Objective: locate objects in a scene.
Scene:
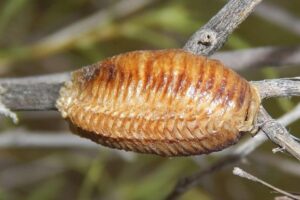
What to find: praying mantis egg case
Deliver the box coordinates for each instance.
[56,49,261,156]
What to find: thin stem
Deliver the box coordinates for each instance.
[253,77,300,99]
[183,0,263,56]
[258,106,300,161]
[233,167,300,200]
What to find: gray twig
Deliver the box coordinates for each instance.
[253,77,300,99]
[234,104,300,157]
[0,73,69,110]
[258,107,300,161]
[233,167,300,200]
[183,0,263,56]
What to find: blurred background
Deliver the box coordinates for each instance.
[0,0,299,199]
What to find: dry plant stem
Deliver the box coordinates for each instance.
[0,73,69,110]
[258,106,300,161]
[183,0,263,56]
[234,104,300,157]
[233,167,300,200]
[253,77,300,99]
[165,104,300,200]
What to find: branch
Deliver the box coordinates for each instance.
[258,106,300,161]
[233,167,300,200]
[0,73,69,110]
[253,77,300,99]
[183,0,263,56]
[234,104,300,157]
[165,103,300,200]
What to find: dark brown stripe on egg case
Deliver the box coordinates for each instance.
[172,73,184,97]
[207,62,216,91]
[216,67,229,101]
[237,80,247,110]
[223,70,237,107]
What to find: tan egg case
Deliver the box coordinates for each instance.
[56,49,261,156]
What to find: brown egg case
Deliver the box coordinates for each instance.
[56,49,261,156]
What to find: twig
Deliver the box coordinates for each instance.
[233,167,300,200]
[258,106,300,161]
[165,104,300,200]
[234,104,300,157]
[183,0,263,56]
[253,77,300,99]
[0,73,69,110]
[212,46,300,71]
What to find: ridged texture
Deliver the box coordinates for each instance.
[56,49,261,156]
